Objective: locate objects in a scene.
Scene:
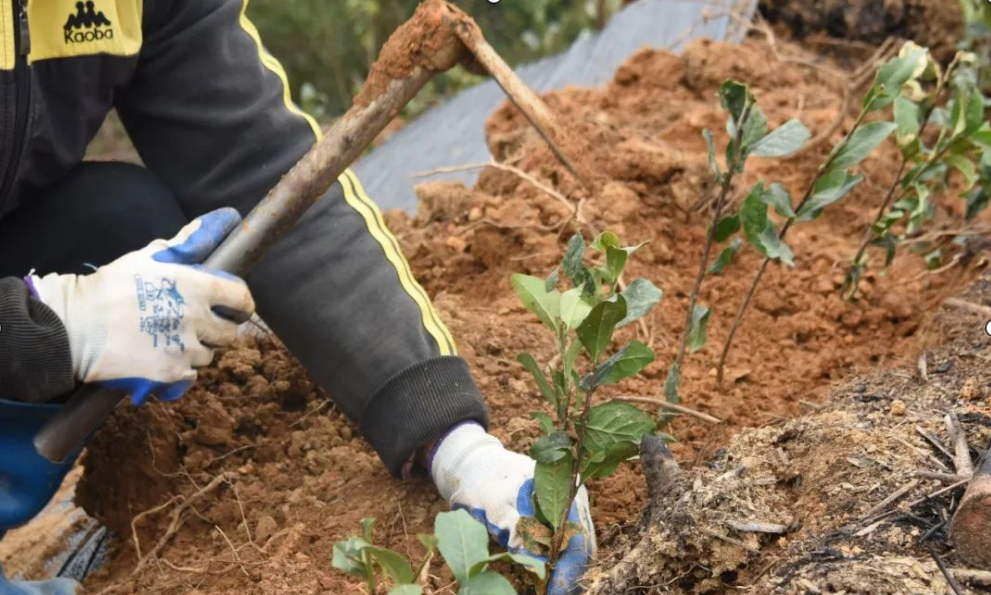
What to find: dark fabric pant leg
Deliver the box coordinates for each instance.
[0,162,188,278]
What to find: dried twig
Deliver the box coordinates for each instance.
[915,426,954,461]
[945,298,991,318]
[861,479,920,520]
[612,395,722,424]
[726,520,789,534]
[930,546,965,595]
[700,527,760,554]
[914,471,969,483]
[945,412,975,478]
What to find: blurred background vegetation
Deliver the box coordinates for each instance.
[246,0,624,119]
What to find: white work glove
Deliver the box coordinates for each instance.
[28,208,254,405]
[430,423,596,595]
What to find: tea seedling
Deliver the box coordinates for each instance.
[512,231,664,575]
[846,44,991,296]
[667,79,811,398]
[333,510,545,594]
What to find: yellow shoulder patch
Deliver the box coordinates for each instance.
[1,0,14,70]
[28,0,142,63]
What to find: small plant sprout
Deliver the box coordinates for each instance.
[846,43,991,297]
[712,46,937,382]
[511,231,664,577]
[332,510,545,595]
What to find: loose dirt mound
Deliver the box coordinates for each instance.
[588,276,991,595]
[77,39,987,594]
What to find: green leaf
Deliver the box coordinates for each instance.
[951,82,985,137]
[759,183,796,218]
[560,288,595,330]
[797,171,865,220]
[590,231,621,251]
[714,215,741,242]
[894,96,921,147]
[576,296,628,361]
[391,586,423,595]
[469,553,546,581]
[435,510,491,585]
[602,246,629,287]
[366,546,416,585]
[748,119,810,157]
[517,353,557,408]
[529,431,572,464]
[687,304,712,353]
[583,441,640,479]
[828,121,897,172]
[544,268,560,292]
[531,412,555,434]
[946,154,978,189]
[361,518,376,542]
[458,572,516,595]
[562,233,586,282]
[925,248,943,270]
[535,454,574,531]
[564,339,583,385]
[740,184,795,265]
[511,274,560,332]
[707,238,743,275]
[718,80,752,126]
[584,402,656,455]
[617,278,663,328]
[332,536,371,577]
[418,534,438,553]
[740,104,769,155]
[664,364,681,404]
[703,128,725,182]
[863,47,928,111]
[586,341,655,388]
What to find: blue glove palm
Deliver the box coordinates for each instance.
[430,423,596,595]
[0,563,79,595]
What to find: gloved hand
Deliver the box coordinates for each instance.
[0,562,79,595]
[429,423,595,595]
[28,208,254,406]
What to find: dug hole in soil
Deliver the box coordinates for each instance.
[19,36,991,594]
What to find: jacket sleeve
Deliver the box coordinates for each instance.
[0,277,74,402]
[113,0,488,475]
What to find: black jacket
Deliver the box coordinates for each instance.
[0,0,487,474]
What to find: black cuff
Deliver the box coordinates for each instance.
[0,278,75,403]
[360,356,489,477]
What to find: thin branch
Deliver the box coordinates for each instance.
[612,396,722,424]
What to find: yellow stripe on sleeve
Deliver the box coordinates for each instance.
[237,0,323,142]
[235,5,454,356]
[340,170,457,356]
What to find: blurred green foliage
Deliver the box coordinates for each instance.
[247,0,623,119]
[958,0,991,91]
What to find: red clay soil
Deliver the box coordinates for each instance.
[76,39,988,594]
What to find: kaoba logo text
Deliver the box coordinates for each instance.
[64,1,113,44]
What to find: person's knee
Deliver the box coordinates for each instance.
[0,162,189,276]
[51,162,187,244]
